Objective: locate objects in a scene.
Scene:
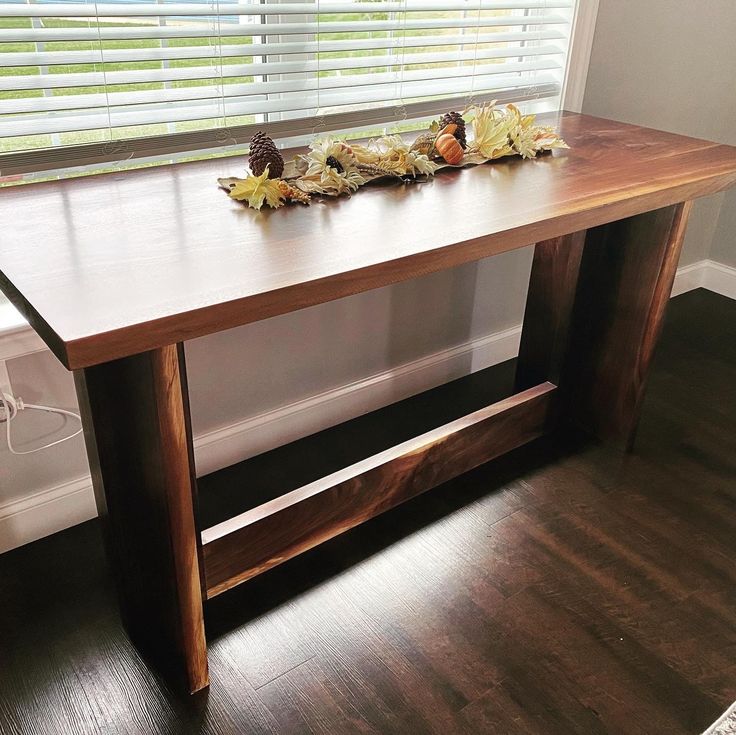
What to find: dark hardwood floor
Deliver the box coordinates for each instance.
[1,288,734,735]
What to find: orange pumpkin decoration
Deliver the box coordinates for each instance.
[435,133,463,165]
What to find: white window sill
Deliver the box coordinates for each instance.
[0,297,46,362]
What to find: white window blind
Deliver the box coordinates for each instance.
[0,0,574,175]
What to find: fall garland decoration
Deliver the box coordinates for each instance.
[218,102,568,211]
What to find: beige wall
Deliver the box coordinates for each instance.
[1,250,532,509]
[711,193,736,266]
[582,0,736,266]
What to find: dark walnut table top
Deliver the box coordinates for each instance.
[2,111,736,370]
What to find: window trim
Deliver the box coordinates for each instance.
[561,0,599,112]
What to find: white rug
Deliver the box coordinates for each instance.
[703,702,736,735]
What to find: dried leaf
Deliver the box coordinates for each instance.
[228,167,285,210]
[466,102,515,160]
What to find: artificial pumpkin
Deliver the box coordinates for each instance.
[435,133,464,165]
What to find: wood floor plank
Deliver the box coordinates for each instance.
[521,513,736,695]
[0,289,734,734]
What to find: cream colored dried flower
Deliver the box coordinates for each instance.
[407,150,440,176]
[531,126,570,153]
[350,143,382,166]
[298,138,365,195]
[506,104,537,159]
[505,105,569,158]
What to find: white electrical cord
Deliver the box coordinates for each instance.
[0,392,82,455]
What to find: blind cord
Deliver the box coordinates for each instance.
[466,0,483,110]
[312,0,325,137]
[391,0,409,132]
[213,0,237,150]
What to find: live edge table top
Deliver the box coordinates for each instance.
[2,112,736,370]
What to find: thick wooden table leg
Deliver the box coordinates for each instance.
[74,344,209,694]
[516,231,587,392]
[551,202,691,449]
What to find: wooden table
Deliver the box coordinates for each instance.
[2,112,736,694]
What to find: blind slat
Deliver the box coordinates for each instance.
[0,48,563,92]
[0,13,569,42]
[0,31,564,66]
[0,0,572,17]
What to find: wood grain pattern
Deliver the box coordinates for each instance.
[1,113,735,369]
[562,202,693,448]
[515,231,586,391]
[74,343,209,694]
[0,290,734,735]
[202,381,557,597]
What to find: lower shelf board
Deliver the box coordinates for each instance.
[199,367,558,598]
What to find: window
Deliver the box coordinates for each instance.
[0,0,574,176]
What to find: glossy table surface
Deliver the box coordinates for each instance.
[2,111,736,369]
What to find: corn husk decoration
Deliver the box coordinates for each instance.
[218,103,567,210]
[277,180,311,205]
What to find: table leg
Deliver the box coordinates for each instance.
[74,343,209,694]
[515,231,587,392]
[518,202,692,450]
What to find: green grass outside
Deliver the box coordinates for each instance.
[0,8,513,154]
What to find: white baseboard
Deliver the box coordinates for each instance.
[701,259,736,299]
[671,259,736,299]
[670,261,706,296]
[0,477,96,554]
[2,258,735,553]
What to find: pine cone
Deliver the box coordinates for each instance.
[438,111,467,149]
[248,131,284,179]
